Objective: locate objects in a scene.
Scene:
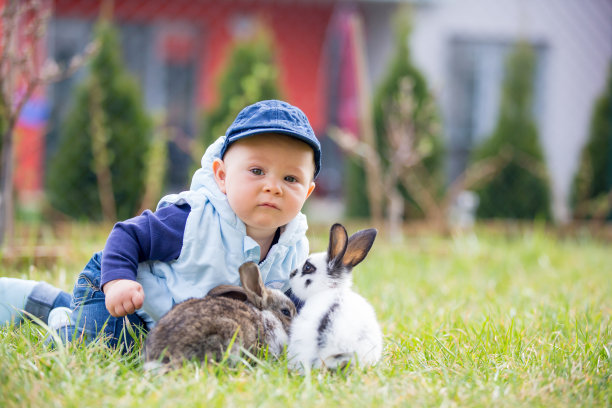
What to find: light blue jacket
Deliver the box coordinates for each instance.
[135,137,310,327]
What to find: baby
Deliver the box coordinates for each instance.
[0,100,321,348]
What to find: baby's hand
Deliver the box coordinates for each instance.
[103,279,144,317]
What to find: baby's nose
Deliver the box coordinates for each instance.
[264,180,282,195]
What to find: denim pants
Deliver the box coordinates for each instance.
[40,251,147,349]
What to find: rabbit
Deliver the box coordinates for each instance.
[287,223,382,373]
[143,261,296,370]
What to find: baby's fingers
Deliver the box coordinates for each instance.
[132,287,144,310]
[106,298,121,317]
[122,299,137,315]
[111,303,127,318]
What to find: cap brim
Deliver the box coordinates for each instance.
[227,127,319,153]
[224,127,321,177]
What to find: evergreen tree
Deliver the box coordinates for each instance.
[570,64,612,219]
[471,41,552,219]
[201,29,281,147]
[46,21,151,221]
[345,8,443,218]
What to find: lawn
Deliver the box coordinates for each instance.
[0,222,610,407]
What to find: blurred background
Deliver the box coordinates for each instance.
[1,0,612,247]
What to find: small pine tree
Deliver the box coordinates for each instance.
[345,8,443,218]
[570,64,612,220]
[470,41,552,219]
[46,21,151,221]
[201,28,281,147]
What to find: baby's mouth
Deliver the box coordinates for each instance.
[259,202,280,210]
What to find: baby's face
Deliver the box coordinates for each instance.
[213,134,316,236]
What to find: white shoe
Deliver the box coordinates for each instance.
[48,307,72,330]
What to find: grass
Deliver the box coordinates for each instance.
[0,222,610,407]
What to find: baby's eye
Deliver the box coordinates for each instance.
[250,168,264,176]
[284,175,297,183]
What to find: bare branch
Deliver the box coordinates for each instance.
[592,190,612,222]
[11,82,37,127]
[573,188,612,222]
[441,148,513,213]
[399,165,444,223]
[328,126,381,167]
[0,1,18,64]
[90,76,117,222]
[512,149,549,181]
[42,40,100,83]
[0,0,99,247]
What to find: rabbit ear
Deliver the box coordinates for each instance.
[207,284,248,302]
[327,223,348,267]
[342,228,377,268]
[239,261,267,308]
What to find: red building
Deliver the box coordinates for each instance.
[53,0,335,130]
[12,0,400,203]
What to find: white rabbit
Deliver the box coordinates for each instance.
[287,223,382,373]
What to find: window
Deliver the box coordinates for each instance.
[46,18,200,191]
[446,37,548,182]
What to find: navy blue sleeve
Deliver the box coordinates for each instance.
[100,203,191,288]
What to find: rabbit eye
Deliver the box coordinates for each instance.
[302,261,315,275]
[281,308,291,317]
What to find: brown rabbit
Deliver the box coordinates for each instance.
[143,262,296,370]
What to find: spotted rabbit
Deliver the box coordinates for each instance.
[287,223,382,373]
[144,262,295,370]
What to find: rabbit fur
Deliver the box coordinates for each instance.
[287,223,382,373]
[143,261,296,370]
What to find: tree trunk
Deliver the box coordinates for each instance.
[0,120,16,247]
[351,13,384,225]
[386,189,404,243]
[90,78,117,222]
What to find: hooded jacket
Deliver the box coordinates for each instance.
[134,137,310,327]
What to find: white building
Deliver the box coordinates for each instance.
[400,0,612,222]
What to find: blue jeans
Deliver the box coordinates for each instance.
[43,252,147,350]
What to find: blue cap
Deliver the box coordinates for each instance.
[221,100,322,178]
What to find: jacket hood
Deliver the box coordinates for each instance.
[189,136,231,215]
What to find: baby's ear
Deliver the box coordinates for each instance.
[212,158,227,193]
[306,182,315,199]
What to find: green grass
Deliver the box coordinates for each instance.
[1,222,610,407]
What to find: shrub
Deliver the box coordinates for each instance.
[470,41,552,220]
[46,21,151,221]
[201,28,281,148]
[570,63,612,220]
[345,8,443,218]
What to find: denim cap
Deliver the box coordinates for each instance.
[221,100,322,178]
